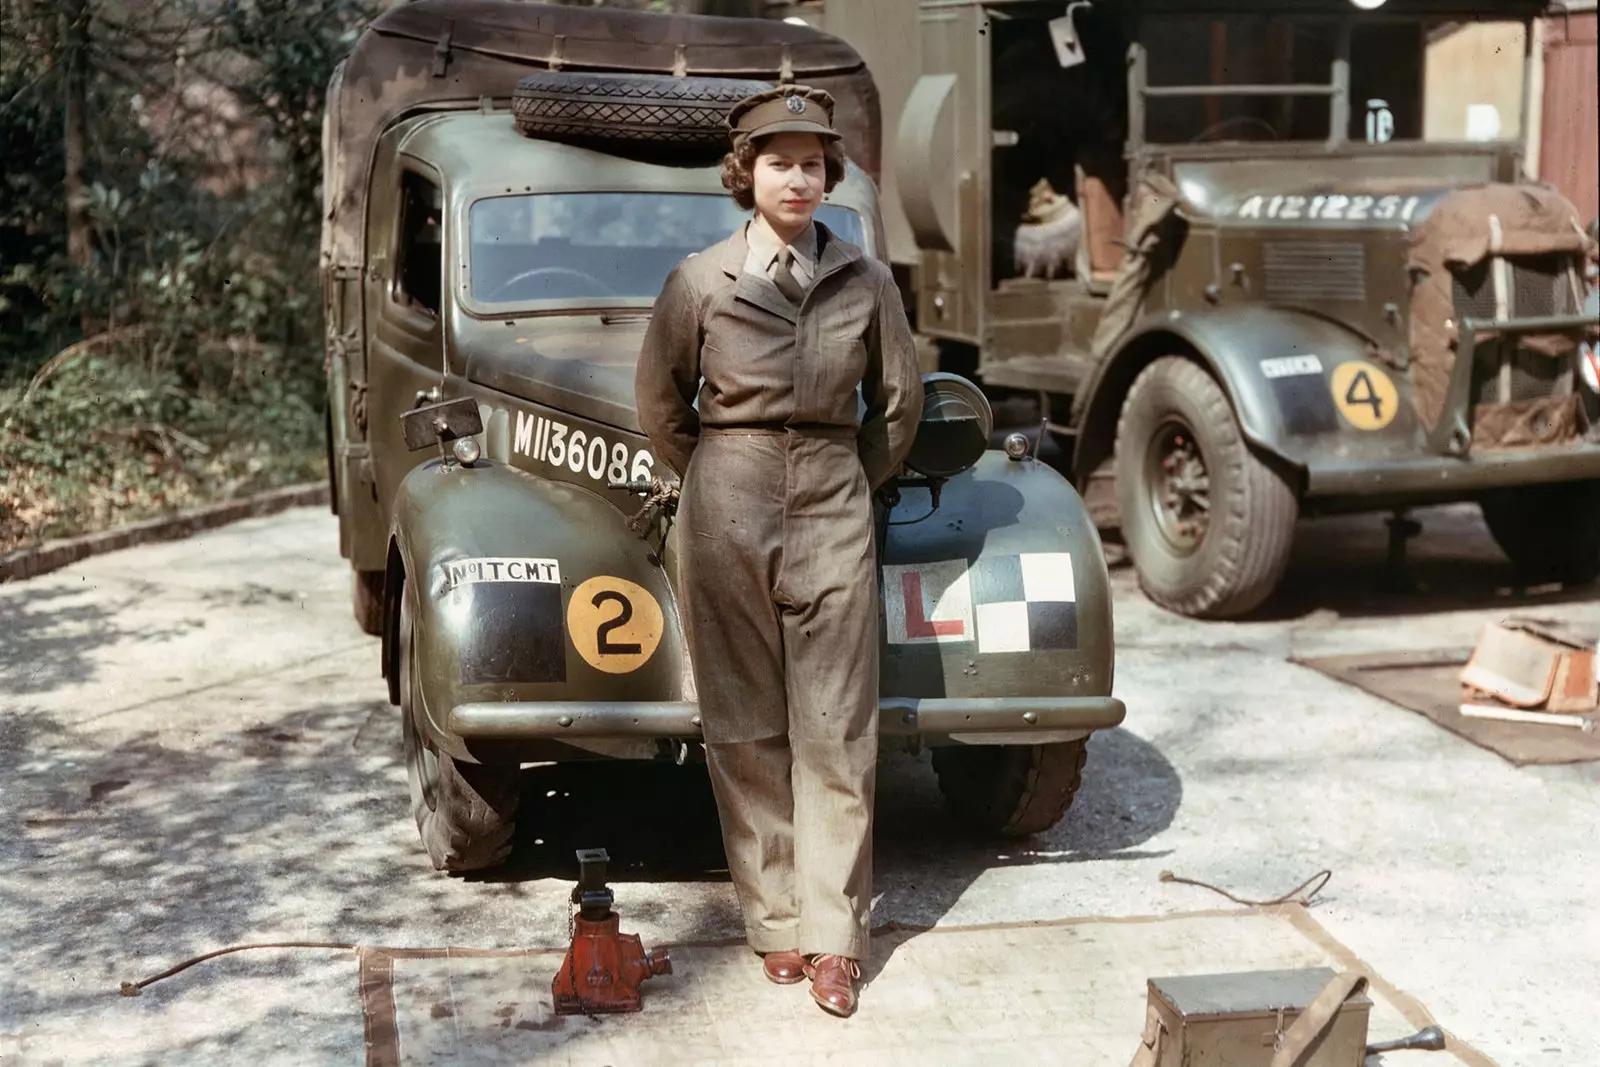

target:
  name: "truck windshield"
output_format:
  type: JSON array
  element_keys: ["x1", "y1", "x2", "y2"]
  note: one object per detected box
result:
[
  {"x1": 468, "y1": 192, "x2": 866, "y2": 306},
  {"x1": 1141, "y1": 15, "x2": 1529, "y2": 146}
]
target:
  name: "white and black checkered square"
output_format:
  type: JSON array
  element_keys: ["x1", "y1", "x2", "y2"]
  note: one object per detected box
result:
[{"x1": 969, "y1": 551, "x2": 1076, "y2": 654}]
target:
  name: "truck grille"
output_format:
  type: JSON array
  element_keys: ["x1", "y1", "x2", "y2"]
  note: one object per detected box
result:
[
  {"x1": 1472, "y1": 344, "x2": 1571, "y2": 404},
  {"x1": 1451, "y1": 253, "x2": 1582, "y2": 323},
  {"x1": 1454, "y1": 253, "x2": 1584, "y2": 406},
  {"x1": 1264, "y1": 242, "x2": 1366, "y2": 303}
]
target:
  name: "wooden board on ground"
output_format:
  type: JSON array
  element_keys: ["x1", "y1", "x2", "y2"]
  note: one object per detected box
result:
[
  {"x1": 357, "y1": 907, "x2": 1489, "y2": 1067},
  {"x1": 1297, "y1": 650, "x2": 1600, "y2": 766}
]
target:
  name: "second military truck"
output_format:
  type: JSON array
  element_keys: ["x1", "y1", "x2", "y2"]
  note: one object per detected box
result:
[{"x1": 786, "y1": 0, "x2": 1600, "y2": 618}]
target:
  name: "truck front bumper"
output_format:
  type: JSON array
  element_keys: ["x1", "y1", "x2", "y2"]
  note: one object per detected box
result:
[
  {"x1": 1310, "y1": 310, "x2": 1600, "y2": 502},
  {"x1": 1306, "y1": 439, "x2": 1600, "y2": 499},
  {"x1": 448, "y1": 695, "x2": 1127, "y2": 746}
]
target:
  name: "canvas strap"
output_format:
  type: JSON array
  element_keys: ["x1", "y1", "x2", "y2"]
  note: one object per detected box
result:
[{"x1": 1269, "y1": 971, "x2": 1369, "y2": 1067}]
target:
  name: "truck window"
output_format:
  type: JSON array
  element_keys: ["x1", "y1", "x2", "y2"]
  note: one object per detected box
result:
[
  {"x1": 467, "y1": 191, "x2": 865, "y2": 307},
  {"x1": 1140, "y1": 16, "x2": 1527, "y2": 146},
  {"x1": 1143, "y1": 15, "x2": 1340, "y2": 144},
  {"x1": 396, "y1": 171, "x2": 443, "y2": 316}
]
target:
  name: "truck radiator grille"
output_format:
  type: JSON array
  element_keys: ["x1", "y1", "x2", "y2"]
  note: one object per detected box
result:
[
  {"x1": 1473, "y1": 345, "x2": 1571, "y2": 403},
  {"x1": 1454, "y1": 253, "x2": 1584, "y2": 410},
  {"x1": 1263, "y1": 242, "x2": 1366, "y2": 303},
  {"x1": 1450, "y1": 253, "x2": 1582, "y2": 322}
]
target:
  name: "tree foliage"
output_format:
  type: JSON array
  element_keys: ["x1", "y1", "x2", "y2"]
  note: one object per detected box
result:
[
  {"x1": 0, "y1": 0, "x2": 377, "y2": 550},
  {"x1": 0, "y1": 0, "x2": 775, "y2": 551}
]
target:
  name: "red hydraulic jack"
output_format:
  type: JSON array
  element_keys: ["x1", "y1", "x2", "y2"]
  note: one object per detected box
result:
[{"x1": 552, "y1": 848, "x2": 672, "y2": 1015}]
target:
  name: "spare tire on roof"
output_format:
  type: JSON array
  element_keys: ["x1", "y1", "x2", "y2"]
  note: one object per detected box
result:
[{"x1": 512, "y1": 71, "x2": 773, "y2": 155}]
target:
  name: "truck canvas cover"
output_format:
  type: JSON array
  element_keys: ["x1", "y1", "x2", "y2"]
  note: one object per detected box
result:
[
  {"x1": 321, "y1": 0, "x2": 879, "y2": 275},
  {"x1": 1408, "y1": 184, "x2": 1594, "y2": 443}
]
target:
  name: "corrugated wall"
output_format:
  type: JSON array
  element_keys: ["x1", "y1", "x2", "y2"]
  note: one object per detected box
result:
[{"x1": 1540, "y1": 11, "x2": 1599, "y2": 222}]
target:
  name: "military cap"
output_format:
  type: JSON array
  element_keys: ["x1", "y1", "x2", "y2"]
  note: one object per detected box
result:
[{"x1": 726, "y1": 84, "x2": 841, "y2": 145}]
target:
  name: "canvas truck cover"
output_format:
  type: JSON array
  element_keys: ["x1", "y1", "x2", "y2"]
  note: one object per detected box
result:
[
  {"x1": 320, "y1": 0, "x2": 881, "y2": 277},
  {"x1": 1406, "y1": 183, "x2": 1596, "y2": 440}
]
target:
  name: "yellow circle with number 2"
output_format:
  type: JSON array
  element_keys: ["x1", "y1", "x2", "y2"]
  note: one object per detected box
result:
[
  {"x1": 1330, "y1": 361, "x2": 1399, "y2": 430},
  {"x1": 567, "y1": 575, "x2": 664, "y2": 674}
]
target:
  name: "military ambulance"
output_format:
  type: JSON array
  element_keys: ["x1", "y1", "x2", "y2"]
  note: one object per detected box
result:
[{"x1": 319, "y1": 1, "x2": 1125, "y2": 871}]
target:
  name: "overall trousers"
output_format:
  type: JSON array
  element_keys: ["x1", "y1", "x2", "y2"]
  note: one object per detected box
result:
[{"x1": 635, "y1": 220, "x2": 922, "y2": 960}]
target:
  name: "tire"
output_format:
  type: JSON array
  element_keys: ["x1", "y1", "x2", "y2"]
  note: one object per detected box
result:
[
  {"x1": 511, "y1": 72, "x2": 773, "y2": 153},
  {"x1": 1113, "y1": 356, "x2": 1298, "y2": 618},
  {"x1": 1479, "y1": 479, "x2": 1600, "y2": 587},
  {"x1": 353, "y1": 568, "x2": 385, "y2": 637},
  {"x1": 398, "y1": 590, "x2": 519, "y2": 873},
  {"x1": 931, "y1": 740, "x2": 1088, "y2": 837}
]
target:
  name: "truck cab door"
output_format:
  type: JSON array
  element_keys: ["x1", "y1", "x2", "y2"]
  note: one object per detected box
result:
[{"x1": 359, "y1": 149, "x2": 450, "y2": 567}]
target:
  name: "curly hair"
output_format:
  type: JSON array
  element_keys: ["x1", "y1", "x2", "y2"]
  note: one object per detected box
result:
[{"x1": 719, "y1": 134, "x2": 846, "y2": 212}]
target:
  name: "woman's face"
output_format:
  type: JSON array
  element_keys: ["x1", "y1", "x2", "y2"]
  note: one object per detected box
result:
[{"x1": 751, "y1": 132, "x2": 827, "y2": 235}]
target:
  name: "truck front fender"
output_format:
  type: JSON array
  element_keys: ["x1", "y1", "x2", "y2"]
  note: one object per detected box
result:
[
  {"x1": 388, "y1": 457, "x2": 689, "y2": 762},
  {"x1": 1073, "y1": 305, "x2": 1420, "y2": 483},
  {"x1": 880, "y1": 451, "x2": 1117, "y2": 729}
]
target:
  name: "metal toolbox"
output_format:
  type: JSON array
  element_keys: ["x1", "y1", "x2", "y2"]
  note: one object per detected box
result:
[{"x1": 1128, "y1": 967, "x2": 1372, "y2": 1067}]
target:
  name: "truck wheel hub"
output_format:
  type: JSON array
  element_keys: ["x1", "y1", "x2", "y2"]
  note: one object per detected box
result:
[{"x1": 1146, "y1": 421, "x2": 1210, "y2": 552}]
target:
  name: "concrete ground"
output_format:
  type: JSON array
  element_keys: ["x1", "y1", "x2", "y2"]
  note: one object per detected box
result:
[{"x1": 2, "y1": 489, "x2": 1597, "y2": 1066}]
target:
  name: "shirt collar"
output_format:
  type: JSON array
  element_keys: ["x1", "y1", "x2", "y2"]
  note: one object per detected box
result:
[{"x1": 746, "y1": 218, "x2": 817, "y2": 275}]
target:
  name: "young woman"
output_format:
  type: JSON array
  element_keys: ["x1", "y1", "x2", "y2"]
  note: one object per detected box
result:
[{"x1": 634, "y1": 85, "x2": 922, "y2": 1018}]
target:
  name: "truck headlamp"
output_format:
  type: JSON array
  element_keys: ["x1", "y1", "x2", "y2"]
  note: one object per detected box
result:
[{"x1": 903, "y1": 372, "x2": 994, "y2": 479}]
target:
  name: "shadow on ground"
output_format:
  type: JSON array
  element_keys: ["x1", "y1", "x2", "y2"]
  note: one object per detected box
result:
[
  {"x1": 1, "y1": 688, "x2": 1180, "y2": 1041},
  {"x1": 0, "y1": 580, "x2": 202, "y2": 697},
  {"x1": 476, "y1": 725, "x2": 1183, "y2": 891},
  {"x1": 1248, "y1": 506, "x2": 1599, "y2": 622}
]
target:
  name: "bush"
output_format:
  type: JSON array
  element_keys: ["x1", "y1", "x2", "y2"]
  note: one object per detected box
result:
[{"x1": 0, "y1": 0, "x2": 373, "y2": 554}]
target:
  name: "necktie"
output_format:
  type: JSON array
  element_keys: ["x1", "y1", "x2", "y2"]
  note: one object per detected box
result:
[{"x1": 773, "y1": 244, "x2": 805, "y2": 304}]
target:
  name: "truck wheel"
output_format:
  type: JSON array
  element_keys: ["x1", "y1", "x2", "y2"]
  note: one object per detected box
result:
[
  {"x1": 512, "y1": 72, "x2": 772, "y2": 152},
  {"x1": 352, "y1": 568, "x2": 385, "y2": 637},
  {"x1": 398, "y1": 591, "x2": 519, "y2": 873},
  {"x1": 931, "y1": 740, "x2": 1088, "y2": 836},
  {"x1": 1479, "y1": 479, "x2": 1600, "y2": 587},
  {"x1": 1114, "y1": 356, "x2": 1298, "y2": 618}
]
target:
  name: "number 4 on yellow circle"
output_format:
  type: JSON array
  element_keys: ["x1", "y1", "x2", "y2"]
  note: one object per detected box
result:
[
  {"x1": 567, "y1": 575, "x2": 665, "y2": 674},
  {"x1": 1329, "y1": 361, "x2": 1399, "y2": 431}
]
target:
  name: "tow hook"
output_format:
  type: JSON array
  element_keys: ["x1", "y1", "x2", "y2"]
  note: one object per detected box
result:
[{"x1": 609, "y1": 476, "x2": 680, "y2": 537}]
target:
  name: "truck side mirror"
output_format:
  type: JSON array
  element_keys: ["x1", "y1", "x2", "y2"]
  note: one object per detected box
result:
[{"x1": 400, "y1": 396, "x2": 483, "y2": 452}]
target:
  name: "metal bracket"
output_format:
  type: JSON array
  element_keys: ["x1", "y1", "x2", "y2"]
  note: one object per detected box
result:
[
  {"x1": 431, "y1": 20, "x2": 453, "y2": 77},
  {"x1": 1429, "y1": 310, "x2": 1600, "y2": 456}
]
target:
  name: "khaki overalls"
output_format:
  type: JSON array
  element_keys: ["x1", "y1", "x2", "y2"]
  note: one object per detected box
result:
[{"x1": 635, "y1": 219, "x2": 922, "y2": 960}]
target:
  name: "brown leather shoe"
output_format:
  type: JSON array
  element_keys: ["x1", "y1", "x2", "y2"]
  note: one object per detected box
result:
[
  {"x1": 761, "y1": 950, "x2": 807, "y2": 985},
  {"x1": 803, "y1": 954, "x2": 861, "y2": 1017}
]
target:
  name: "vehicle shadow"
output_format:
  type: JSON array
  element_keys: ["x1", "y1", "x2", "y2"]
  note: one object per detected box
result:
[
  {"x1": 474, "y1": 759, "x2": 731, "y2": 885},
  {"x1": 1247, "y1": 504, "x2": 1599, "y2": 623},
  {"x1": 861, "y1": 727, "x2": 1181, "y2": 990},
  {"x1": 473, "y1": 725, "x2": 1183, "y2": 994}
]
